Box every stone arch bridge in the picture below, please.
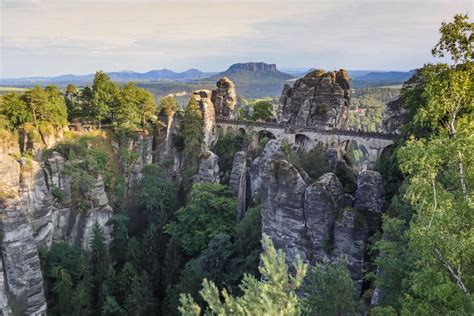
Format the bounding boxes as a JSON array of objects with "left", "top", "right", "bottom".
[{"left": 216, "top": 118, "right": 398, "bottom": 162}]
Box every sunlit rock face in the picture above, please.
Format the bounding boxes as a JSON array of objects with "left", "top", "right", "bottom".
[
  {"left": 278, "top": 69, "right": 351, "bottom": 129},
  {"left": 211, "top": 77, "right": 237, "bottom": 119}
]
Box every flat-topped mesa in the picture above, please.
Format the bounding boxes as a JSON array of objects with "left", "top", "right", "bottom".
[
  {"left": 227, "top": 62, "right": 277, "bottom": 73},
  {"left": 278, "top": 69, "right": 351, "bottom": 129}
]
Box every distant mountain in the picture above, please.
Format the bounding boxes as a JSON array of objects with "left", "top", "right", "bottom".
[
  {"left": 1, "top": 69, "right": 215, "bottom": 86},
  {"left": 351, "top": 71, "right": 415, "bottom": 88},
  {"left": 197, "top": 62, "right": 293, "bottom": 98}
]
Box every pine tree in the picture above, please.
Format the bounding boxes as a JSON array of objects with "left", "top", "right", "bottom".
[
  {"left": 92, "top": 71, "right": 118, "bottom": 126},
  {"left": 90, "top": 222, "right": 110, "bottom": 311},
  {"left": 178, "top": 235, "right": 308, "bottom": 315},
  {"left": 181, "top": 96, "right": 203, "bottom": 186},
  {"left": 302, "top": 257, "right": 358, "bottom": 315}
]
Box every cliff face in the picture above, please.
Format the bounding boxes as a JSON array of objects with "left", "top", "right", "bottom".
[
  {"left": 0, "top": 127, "right": 155, "bottom": 315},
  {"left": 278, "top": 69, "right": 351, "bottom": 129},
  {"left": 250, "top": 140, "right": 384, "bottom": 294}
]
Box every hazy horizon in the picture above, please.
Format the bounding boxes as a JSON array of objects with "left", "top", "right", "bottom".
[{"left": 1, "top": 0, "right": 472, "bottom": 78}]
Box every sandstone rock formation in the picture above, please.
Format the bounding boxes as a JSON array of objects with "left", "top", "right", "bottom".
[
  {"left": 229, "top": 151, "right": 248, "bottom": 220},
  {"left": 194, "top": 151, "right": 220, "bottom": 184},
  {"left": 193, "top": 89, "right": 217, "bottom": 150},
  {"left": 211, "top": 77, "right": 237, "bottom": 118},
  {"left": 0, "top": 153, "right": 47, "bottom": 315},
  {"left": 278, "top": 69, "right": 351, "bottom": 129},
  {"left": 253, "top": 140, "right": 384, "bottom": 293},
  {"left": 0, "top": 130, "right": 121, "bottom": 314},
  {"left": 261, "top": 159, "right": 309, "bottom": 263}
]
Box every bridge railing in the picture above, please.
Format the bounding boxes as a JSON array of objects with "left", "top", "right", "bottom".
[{"left": 215, "top": 117, "right": 398, "bottom": 141}]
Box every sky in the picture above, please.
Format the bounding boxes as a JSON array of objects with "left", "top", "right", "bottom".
[{"left": 0, "top": 0, "right": 472, "bottom": 78}]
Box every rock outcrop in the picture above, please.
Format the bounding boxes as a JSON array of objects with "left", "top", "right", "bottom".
[
  {"left": 278, "top": 69, "right": 351, "bottom": 129},
  {"left": 254, "top": 140, "right": 384, "bottom": 293},
  {"left": 354, "top": 170, "right": 384, "bottom": 234},
  {"left": 261, "top": 159, "right": 309, "bottom": 263},
  {"left": 211, "top": 77, "right": 237, "bottom": 118},
  {"left": 0, "top": 132, "right": 116, "bottom": 314},
  {"left": 193, "top": 90, "right": 217, "bottom": 150},
  {"left": 229, "top": 151, "right": 248, "bottom": 220},
  {"left": 0, "top": 153, "right": 47, "bottom": 315},
  {"left": 194, "top": 151, "right": 220, "bottom": 184}
]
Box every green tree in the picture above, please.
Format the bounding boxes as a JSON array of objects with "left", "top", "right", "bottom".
[
  {"left": 165, "top": 183, "right": 237, "bottom": 256},
  {"left": 0, "top": 92, "right": 30, "bottom": 130},
  {"left": 387, "top": 14, "right": 474, "bottom": 314},
  {"left": 252, "top": 100, "right": 274, "bottom": 121},
  {"left": 178, "top": 235, "right": 308, "bottom": 315},
  {"left": 92, "top": 71, "right": 119, "bottom": 126},
  {"left": 431, "top": 13, "right": 473, "bottom": 65},
  {"left": 90, "top": 222, "right": 110, "bottom": 311},
  {"left": 370, "top": 213, "right": 411, "bottom": 311},
  {"left": 115, "top": 262, "right": 157, "bottom": 315},
  {"left": 159, "top": 95, "right": 178, "bottom": 116},
  {"left": 44, "top": 242, "right": 93, "bottom": 315},
  {"left": 214, "top": 133, "right": 246, "bottom": 182},
  {"left": 139, "top": 164, "right": 178, "bottom": 228},
  {"left": 302, "top": 257, "right": 358, "bottom": 316},
  {"left": 114, "top": 83, "right": 157, "bottom": 131},
  {"left": 181, "top": 96, "right": 204, "bottom": 185}
]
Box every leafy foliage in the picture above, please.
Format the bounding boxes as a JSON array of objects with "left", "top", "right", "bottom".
[
  {"left": 287, "top": 144, "right": 331, "bottom": 181},
  {"left": 43, "top": 243, "right": 93, "bottom": 316},
  {"left": 302, "top": 257, "right": 358, "bottom": 315},
  {"left": 214, "top": 133, "right": 246, "bottom": 182},
  {"left": 180, "top": 96, "right": 204, "bottom": 188},
  {"left": 371, "top": 14, "right": 474, "bottom": 314},
  {"left": 165, "top": 183, "right": 237, "bottom": 256},
  {"left": 178, "top": 234, "right": 308, "bottom": 315}
]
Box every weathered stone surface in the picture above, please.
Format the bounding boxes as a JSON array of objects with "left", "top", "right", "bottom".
[
  {"left": 258, "top": 151, "right": 383, "bottom": 295},
  {"left": 304, "top": 173, "right": 350, "bottom": 261},
  {"left": 354, "top": 170, "right": 385, "bottom": 234},
  {"left": 19, "top": 126, "right": 66, "bottom": 159},
  {"left": 69, "top": 205, "right": 114, "bottom": 254},
  {"left": 229, "top": 151, "right": 247, "bottom": 220},
  {"left": 0, "top": 259, "right": 11, "bottom": 316},
  {"left": 0, "top": 140, "right": 117, "bottom": 313},
  {"left": 0, "top": 155, "right": 47, "bottom": 316},
  {"left": 193, "top": 90, "right": 217, "bottom": 150},
  {"left": 333, "top": 209, "right": 369, "bottom": 292},
  {"left": 211, "top": 77, "right": 237, "bottom": 118},
  {"left": 195, "top": 151, "right": 220, "bottom": 184},
  {"left": 250, "top": 140, "right": 287, "bottom": 201},
  {"left": 354, "top": 171, "right": 384, "bottom": 213},
  {"left": 261, "top": 159, "right": 309, "bottom": 263},
  {"left": 278, "top": 69, "right": 351, "bottom": 129}
]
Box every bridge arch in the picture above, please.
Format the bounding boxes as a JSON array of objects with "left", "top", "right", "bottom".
[{"left": 257, "top": 130, "right": 276, "bottom": 143}]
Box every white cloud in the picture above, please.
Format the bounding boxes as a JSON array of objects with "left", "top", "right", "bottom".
[{"left": 1, "top": 0, "right": 472, "bottom": 77}]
